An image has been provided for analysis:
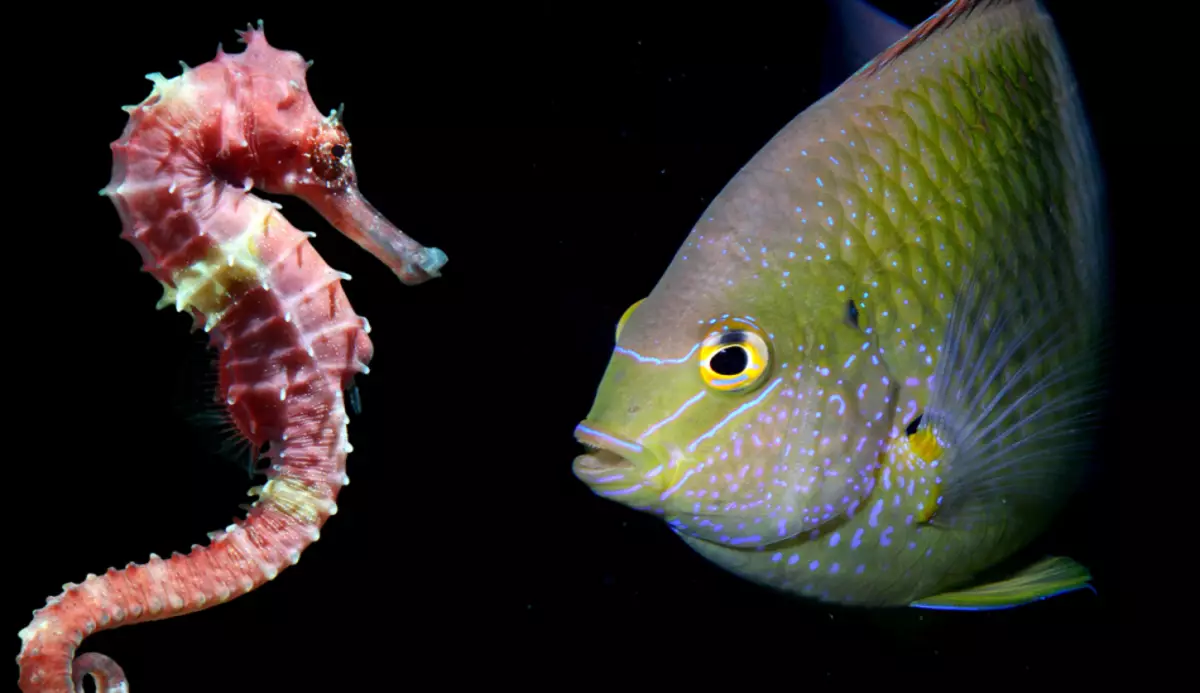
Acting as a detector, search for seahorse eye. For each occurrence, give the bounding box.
[311,134,352,187]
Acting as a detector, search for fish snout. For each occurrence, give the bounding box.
[572,422,666,504]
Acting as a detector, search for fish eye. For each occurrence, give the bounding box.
[615,298,645,342]
[699,319,771,392]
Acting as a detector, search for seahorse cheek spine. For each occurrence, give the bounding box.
[17,24,435,693]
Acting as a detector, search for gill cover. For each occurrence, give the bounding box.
[651,315,900,549]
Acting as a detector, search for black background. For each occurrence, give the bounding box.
[12,2,1129,689]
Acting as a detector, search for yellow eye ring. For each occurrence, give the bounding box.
[615,298,645,342]
[698,318,771,392]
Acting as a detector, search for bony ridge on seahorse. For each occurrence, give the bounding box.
[16,21,446,693]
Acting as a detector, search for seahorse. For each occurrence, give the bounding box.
[16,21,446,693]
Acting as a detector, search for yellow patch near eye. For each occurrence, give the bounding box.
[615,298,645,342]
[698,318,772,393]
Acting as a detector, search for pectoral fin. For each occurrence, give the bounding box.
[909,556,1094,611]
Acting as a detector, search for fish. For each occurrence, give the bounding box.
[572,0,1108,611]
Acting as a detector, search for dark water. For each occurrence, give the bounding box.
[13,2,1130,689]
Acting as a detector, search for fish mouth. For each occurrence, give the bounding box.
[574,447,635,474]
[572,423,643,481]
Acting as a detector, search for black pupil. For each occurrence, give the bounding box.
[331,144,346,158]
[710,346,748,376]
[847,299,859,327]
[905,414,923,436]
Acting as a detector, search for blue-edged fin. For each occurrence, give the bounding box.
[820,0,910,93]
[910,556,1094,611]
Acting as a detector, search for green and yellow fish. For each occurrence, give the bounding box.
[572,0,1108,611]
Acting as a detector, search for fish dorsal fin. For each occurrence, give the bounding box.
[820,0,911,93]
[852,0,1022,82]
[910,556,1094,610]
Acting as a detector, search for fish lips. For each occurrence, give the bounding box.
[572,423,644,483]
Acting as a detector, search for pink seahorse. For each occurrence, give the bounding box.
[16,21,446,692]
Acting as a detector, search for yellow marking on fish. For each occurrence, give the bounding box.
[879,428,944,524]
[615,298,644,342]
[909,428,944,463]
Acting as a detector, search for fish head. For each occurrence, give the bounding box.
[574,219,901,548]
